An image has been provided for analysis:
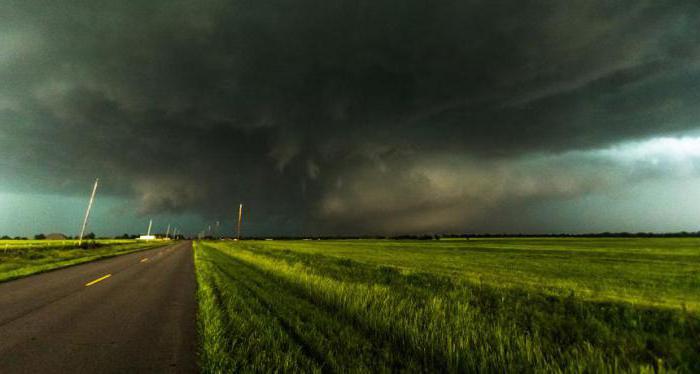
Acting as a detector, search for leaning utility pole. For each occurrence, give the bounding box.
[236,203,243,240]
[78,178,99,246]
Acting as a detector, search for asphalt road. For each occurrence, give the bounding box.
[0,241,197,373]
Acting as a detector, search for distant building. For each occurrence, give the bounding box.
[138,235,156,240]
[46,233,68,240]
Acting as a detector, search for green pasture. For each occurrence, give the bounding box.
[195,238,700,373]
[244,238,700,311]
[0,239,170,282]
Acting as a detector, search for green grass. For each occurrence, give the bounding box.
[195,238,700,373]
[0,239,170,282]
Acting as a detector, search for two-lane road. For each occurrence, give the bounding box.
[0,241,197,373]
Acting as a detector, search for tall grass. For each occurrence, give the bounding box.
[195,240,699,372]
[0,239,168,282]
[246,238,700,311]
[195,242,321,372]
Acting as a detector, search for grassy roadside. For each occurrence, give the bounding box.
[194,240,700,373]
[194,241,322,372]
[0,240,170,283]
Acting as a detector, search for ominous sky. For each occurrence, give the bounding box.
[2,1,700,236]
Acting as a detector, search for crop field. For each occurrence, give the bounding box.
[195,238,700,373]
[0,239,169,282]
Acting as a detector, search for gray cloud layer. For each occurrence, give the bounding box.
[1,1,699,234]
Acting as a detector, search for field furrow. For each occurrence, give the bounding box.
[198,243,429,372]
[195,239,700,373]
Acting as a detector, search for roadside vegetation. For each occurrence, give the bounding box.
[0,239,169,282]
[195,238,700,373]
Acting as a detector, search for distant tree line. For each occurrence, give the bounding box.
[233,231,700,240]
[5,231,700,241]
[27,233,94,240]
[1,235,28,240]
[440,231,700,238]
[1,233,187,240]
[116,233,140,239]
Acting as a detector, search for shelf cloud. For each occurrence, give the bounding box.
[1,0,700,235]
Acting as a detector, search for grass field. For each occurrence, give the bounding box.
[0,239,170,282]
[194,238,700,373]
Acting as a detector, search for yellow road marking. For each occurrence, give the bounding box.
[140,258,149,263]
[85,274,111,287]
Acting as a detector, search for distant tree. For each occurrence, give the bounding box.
[34,233,46,240]
[1,235,10,240]
[85,232,96,239]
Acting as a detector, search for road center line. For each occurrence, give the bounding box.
[85,274,111,287]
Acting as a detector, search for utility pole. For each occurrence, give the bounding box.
[78,178,99,246]
[236,203,243,240]
[147,219,152,237]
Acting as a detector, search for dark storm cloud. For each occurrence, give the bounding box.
[1,0,700,234]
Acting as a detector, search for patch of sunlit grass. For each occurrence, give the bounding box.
[0,240,167,282]
[194,239,700,372]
